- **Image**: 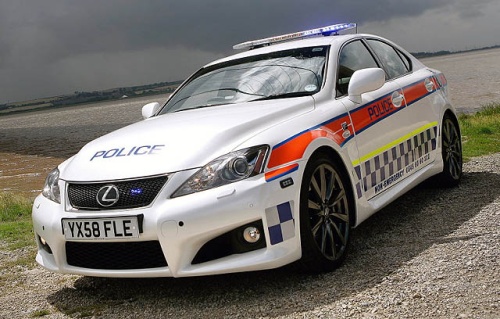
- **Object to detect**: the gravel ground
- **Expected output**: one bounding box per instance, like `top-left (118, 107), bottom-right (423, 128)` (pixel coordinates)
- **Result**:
top-left (0, 153), bottom-right (498, 318)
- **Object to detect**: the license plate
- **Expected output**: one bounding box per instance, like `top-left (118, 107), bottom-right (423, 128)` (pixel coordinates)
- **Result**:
top-left (62, 216), bottom-right (140, 240)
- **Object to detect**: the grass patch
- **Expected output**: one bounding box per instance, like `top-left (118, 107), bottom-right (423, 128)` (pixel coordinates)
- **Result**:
top-left (0, 192), bottom-right (32, 222)
top-left (0, 192), bottom-right (37, 287)
top-left (0, 192), bottom-right (34, 250)
top-left (459, 103), bottom-right (500, 160)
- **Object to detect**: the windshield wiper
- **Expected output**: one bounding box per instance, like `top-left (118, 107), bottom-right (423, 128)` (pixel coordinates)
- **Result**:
top-left (250, 91), bottom-right (314, 102)
top-left (174, 103), bottom-right (235, 113)
top-left (174, 105), bottom-right (215, 113)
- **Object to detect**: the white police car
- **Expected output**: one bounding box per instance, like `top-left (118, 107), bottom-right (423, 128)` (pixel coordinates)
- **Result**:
top-left (33, 23), bottom-right (462, 277)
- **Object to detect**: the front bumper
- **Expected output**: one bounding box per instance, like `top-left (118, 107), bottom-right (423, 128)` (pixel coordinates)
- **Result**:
top-left (32, 169), bottom-right (302, 277)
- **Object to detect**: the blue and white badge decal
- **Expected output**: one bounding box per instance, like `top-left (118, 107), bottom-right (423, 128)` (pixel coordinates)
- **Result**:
top-left (265, 201), bottom-right (295, 245)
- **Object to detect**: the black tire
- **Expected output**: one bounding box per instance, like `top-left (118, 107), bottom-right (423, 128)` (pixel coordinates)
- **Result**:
top-left (298, 153), bottom-right (352, 272)
top-left (439, 113), bottom-right (463, 187)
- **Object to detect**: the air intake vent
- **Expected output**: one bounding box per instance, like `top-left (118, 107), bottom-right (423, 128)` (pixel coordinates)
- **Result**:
top-left (66, 241), bottom-right (167, 270)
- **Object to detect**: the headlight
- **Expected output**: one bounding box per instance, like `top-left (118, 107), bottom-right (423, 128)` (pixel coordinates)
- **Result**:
top-left (172, 145), bottom-right (269, 197)
top-left (42, 168), bottom-right (61, 204)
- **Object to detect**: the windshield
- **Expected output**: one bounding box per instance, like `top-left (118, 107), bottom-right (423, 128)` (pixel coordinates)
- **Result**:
top-left (160, 46), bottom-right (329, 114)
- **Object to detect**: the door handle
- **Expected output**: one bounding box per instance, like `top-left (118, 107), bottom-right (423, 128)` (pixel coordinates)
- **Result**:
top-left (391, 91), bottom-right (404, 108)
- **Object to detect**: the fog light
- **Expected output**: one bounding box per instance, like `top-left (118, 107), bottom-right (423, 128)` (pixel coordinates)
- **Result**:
top-left (243, 227), bottom-right (261, 243)
top-left (38, 235), bottom-right (52, 254)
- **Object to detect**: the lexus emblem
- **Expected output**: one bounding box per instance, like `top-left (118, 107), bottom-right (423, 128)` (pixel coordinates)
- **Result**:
top-left (96, 185), bottom-right (120, 207)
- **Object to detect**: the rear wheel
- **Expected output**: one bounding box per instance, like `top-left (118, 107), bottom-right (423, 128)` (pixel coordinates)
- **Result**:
top-left (439, 114), bottom-right (462, 186)
top-left (298, 154), bottom-right (352, 272)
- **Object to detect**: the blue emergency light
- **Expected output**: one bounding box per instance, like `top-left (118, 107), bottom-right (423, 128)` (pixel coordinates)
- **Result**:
top-left (233, 23), bottom-right (357, 50)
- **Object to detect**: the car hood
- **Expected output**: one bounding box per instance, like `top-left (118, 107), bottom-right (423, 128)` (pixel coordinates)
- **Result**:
top-left (61, 97), bottom-right (314, 181)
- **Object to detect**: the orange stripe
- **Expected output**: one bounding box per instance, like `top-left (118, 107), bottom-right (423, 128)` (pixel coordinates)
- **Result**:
top-left (265, 163), bottom-right (299, 181)
top-left (268, 117), bottom-right (349, 169)
top-left (403, 81), bottom-right (429, 105)
top-left (268, 130), bottom-right (322, 168)
top-left (267, 76), bottom-right (438, 170)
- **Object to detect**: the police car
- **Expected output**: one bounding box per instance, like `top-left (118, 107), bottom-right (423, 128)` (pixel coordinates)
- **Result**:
top-left (33, 23), bottom-right (462, 277)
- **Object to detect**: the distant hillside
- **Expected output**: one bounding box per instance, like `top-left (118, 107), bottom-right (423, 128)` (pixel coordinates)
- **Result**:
top-left (412, 44), bottom-right (500, 58)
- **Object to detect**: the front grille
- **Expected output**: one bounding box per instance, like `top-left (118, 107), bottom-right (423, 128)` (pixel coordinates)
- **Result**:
top-left (68, 175), bottom-right (168, 210)
top-left (66, 241), bottom-right (167, 270)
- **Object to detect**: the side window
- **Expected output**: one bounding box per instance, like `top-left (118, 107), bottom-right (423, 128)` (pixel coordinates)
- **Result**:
top-left (396, 49), bottom-right (412, 71)
top-left (337, 40), bottom-right (379, 97)
top-left (367, 39), bottom-right (410, 79)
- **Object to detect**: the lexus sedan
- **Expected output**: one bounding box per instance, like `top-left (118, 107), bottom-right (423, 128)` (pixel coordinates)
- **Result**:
top-left (33, 23), bottom-right (462, 277)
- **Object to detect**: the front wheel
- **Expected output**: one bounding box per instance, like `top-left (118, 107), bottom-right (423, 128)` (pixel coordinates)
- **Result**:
top-left (298, 154), bottom-right (352, 272)
top-left (439, 114), bottom-right (463, 186)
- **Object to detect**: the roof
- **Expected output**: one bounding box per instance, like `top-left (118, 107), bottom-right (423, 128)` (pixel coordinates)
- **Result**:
top-left (205, 34), bottom-right (358, 68)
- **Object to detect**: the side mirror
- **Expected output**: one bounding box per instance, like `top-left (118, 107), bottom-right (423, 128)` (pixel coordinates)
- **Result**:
top-left (348, 68), bottom-right (385, 104)
top-left (141, 102), bottom-right (161, 119)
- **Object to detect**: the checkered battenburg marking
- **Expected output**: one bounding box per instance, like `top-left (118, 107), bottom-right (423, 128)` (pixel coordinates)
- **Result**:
top-left (354, 126), bottom-right (437, 198)
top-left (266, 202), bottom-right (295, 245)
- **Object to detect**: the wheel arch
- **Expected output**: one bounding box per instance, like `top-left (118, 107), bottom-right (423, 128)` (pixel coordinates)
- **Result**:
top-left (305, 145), bottom-right (358, 227)
top-left (443, 108), bottom-right (461, 131)
top-left (436, 107), bottom-right (461, 151)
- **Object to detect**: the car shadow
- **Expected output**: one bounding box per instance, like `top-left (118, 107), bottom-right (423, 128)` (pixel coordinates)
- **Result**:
top-left (47, 170), bottom-right (500, 318)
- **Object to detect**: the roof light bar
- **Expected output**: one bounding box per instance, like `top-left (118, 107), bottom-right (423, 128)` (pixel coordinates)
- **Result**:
top-left (233, 23), bottom-right (357, 50)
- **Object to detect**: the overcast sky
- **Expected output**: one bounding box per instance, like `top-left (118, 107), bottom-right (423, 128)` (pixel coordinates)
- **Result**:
top-left (1, 0), bottom-right (499, 103)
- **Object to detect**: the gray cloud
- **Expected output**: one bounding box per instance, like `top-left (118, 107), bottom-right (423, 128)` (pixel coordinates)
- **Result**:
top-left (0, 0), bottom-right (498, 103)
